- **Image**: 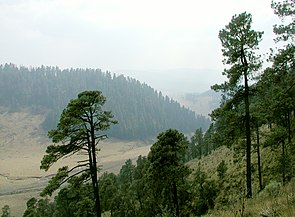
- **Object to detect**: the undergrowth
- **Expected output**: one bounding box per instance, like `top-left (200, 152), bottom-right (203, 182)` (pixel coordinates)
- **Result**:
top-left (187, 146), bottom-right (295, 217)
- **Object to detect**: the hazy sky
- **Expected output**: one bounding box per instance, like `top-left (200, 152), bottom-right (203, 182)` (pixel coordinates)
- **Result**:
top-left (0, 0), bottom-right (280, 93)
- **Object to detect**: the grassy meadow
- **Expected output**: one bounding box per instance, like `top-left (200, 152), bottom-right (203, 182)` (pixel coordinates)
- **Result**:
top-left (0, 109), bottom-right (151, 216)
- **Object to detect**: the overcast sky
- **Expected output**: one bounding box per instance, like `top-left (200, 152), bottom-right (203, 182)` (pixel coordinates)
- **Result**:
top-left (0, 0), bottom-right (280, 93)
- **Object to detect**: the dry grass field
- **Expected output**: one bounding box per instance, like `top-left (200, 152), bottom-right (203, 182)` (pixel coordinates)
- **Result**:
top-left (0, 108), bottom-right (151, 216)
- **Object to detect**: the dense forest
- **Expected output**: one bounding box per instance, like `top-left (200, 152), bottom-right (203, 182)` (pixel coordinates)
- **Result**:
top-left (0, 0), bottom-right (294, 217)
top-left (0, 64), bottom-right (210, 140)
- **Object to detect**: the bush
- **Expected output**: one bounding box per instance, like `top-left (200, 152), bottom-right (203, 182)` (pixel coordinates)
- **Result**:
top-left (260, 180), bottom-right (282, 198)
top-left (1, 205), bottom-right (10, 217)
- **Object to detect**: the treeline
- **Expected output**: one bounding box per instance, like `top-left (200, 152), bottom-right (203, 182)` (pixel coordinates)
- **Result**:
top-left (0, 64), bottom-right (210, 140)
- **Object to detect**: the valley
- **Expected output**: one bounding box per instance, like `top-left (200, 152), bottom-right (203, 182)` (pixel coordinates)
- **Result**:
top-left (0, 108), bottom-right (151, 216)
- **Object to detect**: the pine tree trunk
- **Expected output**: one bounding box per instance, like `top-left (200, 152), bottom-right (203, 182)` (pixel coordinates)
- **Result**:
top-left (242, 56), bottom-right (252, 198)
top-left (87, 141), bottom-right (101, 217)
top-left (242, 49), bottom-right (252, 198)
top-left (91, 133), bottom-right (101, 217)
top-left (91, 152), bottom-right (101, 217)
top-left (282, 140), bottom-right (286, 185)
top-left (287, 111), bottom-right (291, 144)
top-left (256, 125), bottom-right (263, 192)
top-left (90, 112), bottom-right (101, 217)
top-left (245, 85), bottom-right (252, 198)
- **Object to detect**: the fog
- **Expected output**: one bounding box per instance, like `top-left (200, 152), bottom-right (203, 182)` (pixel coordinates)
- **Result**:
top-left (0, 0), bottom-right (278, 94)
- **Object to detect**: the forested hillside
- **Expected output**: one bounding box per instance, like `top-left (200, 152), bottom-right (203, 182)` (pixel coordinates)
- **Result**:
top-left (0, 64), bottom-right (210, 140)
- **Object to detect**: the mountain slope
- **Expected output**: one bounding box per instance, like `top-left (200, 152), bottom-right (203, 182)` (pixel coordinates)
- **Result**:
top-left (0, 63), bottom-right (210, 140)
top-left (186, 145), bottom-right (295, 216)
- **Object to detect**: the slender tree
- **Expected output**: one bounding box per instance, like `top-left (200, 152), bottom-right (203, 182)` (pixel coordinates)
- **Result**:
top-left (213, 12), bottom-right (263, 197)
top-left (40, 90), bottom-right (117, 217)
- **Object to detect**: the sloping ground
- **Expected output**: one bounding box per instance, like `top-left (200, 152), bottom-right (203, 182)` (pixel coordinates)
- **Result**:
top-left (0, 108), bottom-right (151, 216)
top-left (186, 145), bottom-right (295, 216)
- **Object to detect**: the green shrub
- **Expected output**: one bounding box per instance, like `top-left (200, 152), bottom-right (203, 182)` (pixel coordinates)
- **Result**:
top-left (260, 180), bottom-right (282, 198)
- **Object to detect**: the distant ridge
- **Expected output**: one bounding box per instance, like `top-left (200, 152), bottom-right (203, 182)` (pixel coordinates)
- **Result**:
top-left (173, 90), bottom-right (221, 117)
top-left (0, 63), bottom-right (210, 140)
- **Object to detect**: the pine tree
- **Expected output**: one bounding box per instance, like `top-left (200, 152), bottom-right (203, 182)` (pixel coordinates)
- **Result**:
top-left (213, 12), bottom-right (263, 197)
top-left (40, 90), bottom-right (117, 217)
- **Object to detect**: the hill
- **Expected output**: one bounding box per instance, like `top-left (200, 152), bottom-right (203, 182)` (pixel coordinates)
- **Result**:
top-left (0, 63), bottom-right (210, 140)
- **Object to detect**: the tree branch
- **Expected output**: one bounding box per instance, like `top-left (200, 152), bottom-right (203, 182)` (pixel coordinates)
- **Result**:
top-left (68, 163), bottom-right (89, 174)
top-left (61, 169), bottom-right (90, 186)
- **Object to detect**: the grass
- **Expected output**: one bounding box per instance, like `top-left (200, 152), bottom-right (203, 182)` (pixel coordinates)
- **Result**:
top-left (203, 179), bottom-right (295, 217)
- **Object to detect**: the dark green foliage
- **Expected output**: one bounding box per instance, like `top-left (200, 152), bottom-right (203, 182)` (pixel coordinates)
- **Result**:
top-left (217, 160), bottom-right (228, 181)
top-left (205, 2), bottom-right (294, 208)
top-left (213, 12), bottom-right (263, 198)
top-left (40, 90), bottom-right (117, 217)
top-left (271, 0), bottom-right (295, 42)
top-left (148, 129), bottom-right (191, 217)
top-left (53, 179), bottom-right (96, 217)
top-left (202, 123), bottom-right (220, 155)
top-left (0, 64), bottom-right (210, 140)
top-left (185, 125), bottom-right (225, 162)
top-left (98, 131), bottom-right (193, 217)
top-left (253, 0), bottom-right (295, 185)
top-left (148, 129), bottom-right (188, 178)
top-left (23, 198), bottom-right (54, 217)
top-left (99, 156), bottom-right (151, 217)
top-left (99, 172), bottom-right (119, 214)
top-left (186, 128), bottom-right (203, 161)
top-left (189, 166), bottom-right (219, 216)
top-left (23, 179), bottom-right (96, 217)
top-left (40, 166), bottom-right (69, 197)
top-left (118, 159), bottom-right (135, 187)
top-left (1, 205), bottom-right (10, 217)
